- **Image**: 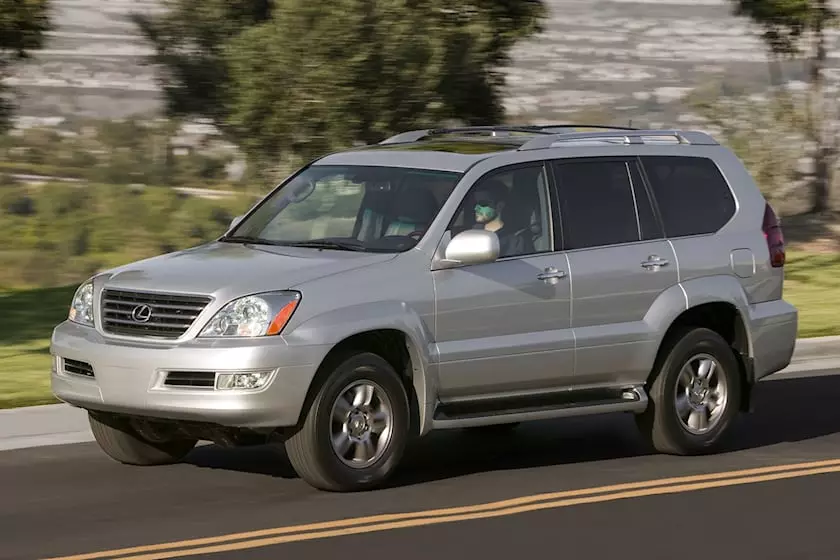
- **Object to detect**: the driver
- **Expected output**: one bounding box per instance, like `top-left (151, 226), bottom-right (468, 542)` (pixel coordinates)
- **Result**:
top-left (472, 179), bottom-right (525, 258)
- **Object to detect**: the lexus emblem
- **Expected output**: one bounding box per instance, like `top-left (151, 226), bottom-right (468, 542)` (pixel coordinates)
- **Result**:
top-left (131, 304), bottom-right (153, 323)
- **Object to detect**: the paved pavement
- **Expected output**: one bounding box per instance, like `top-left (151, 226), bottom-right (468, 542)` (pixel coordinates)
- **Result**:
top-left (0, 404), bottom-right (91, 452)
top-left (3, 367), bottom-right (840, 560)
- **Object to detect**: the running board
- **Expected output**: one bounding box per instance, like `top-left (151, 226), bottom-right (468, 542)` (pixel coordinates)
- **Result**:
top-left (431, 386), bottom-right (648, 430)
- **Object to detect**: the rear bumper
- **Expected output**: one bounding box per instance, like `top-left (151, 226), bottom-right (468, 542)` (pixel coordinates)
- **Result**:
top-left (749, 299), bottom-right (798, 381)
top-left (49, 321), bottom-right (332, 429)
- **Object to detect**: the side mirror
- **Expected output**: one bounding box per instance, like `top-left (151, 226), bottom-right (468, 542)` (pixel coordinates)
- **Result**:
top-left (442, 229), bottom-right (500, 266)
top-left (229, 215), bottom-right (244, 230)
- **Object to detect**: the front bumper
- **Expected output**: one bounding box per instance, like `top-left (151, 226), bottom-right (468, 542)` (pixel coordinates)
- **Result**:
top-left (49, 320), bottom-right (331, 429)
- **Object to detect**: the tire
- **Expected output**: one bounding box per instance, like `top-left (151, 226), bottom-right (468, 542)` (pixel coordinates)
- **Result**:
top-left (284, 352), bottom-right (410, 492)
top-left (636, 327), bottom-right (742, 455)
top-left (88, 411), bottom-right (197, 466)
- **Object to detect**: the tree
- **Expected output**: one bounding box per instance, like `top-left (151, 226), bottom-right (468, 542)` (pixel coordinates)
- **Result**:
top-left (131, 0), bottom-right (273, 124)
top-left (0, 0), bottom-right (52, 132)
top-left (730, 0), bottom-right (838, 213)
top-left (133, 0), bottom-right (546, 172)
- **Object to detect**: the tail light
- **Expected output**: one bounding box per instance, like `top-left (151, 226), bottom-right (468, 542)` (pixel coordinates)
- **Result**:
top-left (762, 202), bottom-right (785, 268)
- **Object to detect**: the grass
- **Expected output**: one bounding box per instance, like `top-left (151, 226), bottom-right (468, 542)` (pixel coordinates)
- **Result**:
top-left (0, 286), bottom-right (76, 409)
top-left (1, 250), bottom-right (838, 409)
top-left (781, 250), bottom-right (840, 339)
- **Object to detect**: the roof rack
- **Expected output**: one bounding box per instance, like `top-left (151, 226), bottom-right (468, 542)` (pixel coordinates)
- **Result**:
top-left (517, 129), bottom-right (718, 151)
top-left (379, 125), bottom-right (557, 145)
top-left (377, 125), bottom-right (717, 150)
top-left (524, 124), bottom-right (639, 132)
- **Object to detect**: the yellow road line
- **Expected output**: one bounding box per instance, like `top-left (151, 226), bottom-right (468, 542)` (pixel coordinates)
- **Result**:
top-left (46, 458), bottom-right (840, 560)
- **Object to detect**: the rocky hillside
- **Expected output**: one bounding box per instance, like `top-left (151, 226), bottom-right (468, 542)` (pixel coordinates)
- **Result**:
top-left (5, 0), bottom-right (840, 125)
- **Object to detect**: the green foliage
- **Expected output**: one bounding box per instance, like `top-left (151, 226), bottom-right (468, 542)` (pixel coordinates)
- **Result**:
top-left (732, 0), bottom-right (835, 55)
top-left (0, 0), bottom-right (52, 131)
top-left (686, 81), bottom-right (814, 214)
top-left (2, 118), bottom-right (238, 188)
top-left (0, 182), bottom-right (255, 290)
top-left (133, 0), bottom-right (547, 167)
top-left (731, 0), bottom-right (839, 213)
top-left (130, 0), bottom-right (274, 122)
top-left (0, 0), bottom-right (51, 59)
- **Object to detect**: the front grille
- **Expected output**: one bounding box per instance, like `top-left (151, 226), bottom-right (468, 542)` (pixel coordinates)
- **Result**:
top-left (101, 288), bottom-right (211, 339)
top-left (64, 358), bottom-right (94, 378)
top-left (164, 371), bottom-right (216, 388)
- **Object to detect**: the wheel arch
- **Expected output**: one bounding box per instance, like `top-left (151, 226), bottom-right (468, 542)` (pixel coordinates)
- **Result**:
top-left (284, 301), bottom-right (438, 437)
top-left (651, 299), bottom-right (752, 412)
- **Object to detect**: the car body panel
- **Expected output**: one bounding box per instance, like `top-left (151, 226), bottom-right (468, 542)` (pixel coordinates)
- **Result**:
top-left (568, 238), bottom-right (680, 387)
top-left (50, 320), bottom-right (329, 428)
top-left (432, 251), bottom-right (574, 400)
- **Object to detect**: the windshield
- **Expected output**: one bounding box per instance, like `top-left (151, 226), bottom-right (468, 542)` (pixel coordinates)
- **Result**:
top-left (224, 165), bottom-right (463, 252)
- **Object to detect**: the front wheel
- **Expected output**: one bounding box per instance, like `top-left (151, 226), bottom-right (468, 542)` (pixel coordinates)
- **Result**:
top-left (88, 412), bottom-right (197, 466)
top-left (636, 327), bottom-right (742, 455)
top-left (284, 352), bottom-right (410, 492)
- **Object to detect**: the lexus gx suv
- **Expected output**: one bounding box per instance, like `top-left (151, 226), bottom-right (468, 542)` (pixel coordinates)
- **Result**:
top-left (50, 125), bottom-right (798, 492)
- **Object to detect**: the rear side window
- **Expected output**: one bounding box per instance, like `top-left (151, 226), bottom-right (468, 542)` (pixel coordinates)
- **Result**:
top-left (641, 156), bottom-right (736, 238)
top-left (552, 159), bottom-right (658, 250)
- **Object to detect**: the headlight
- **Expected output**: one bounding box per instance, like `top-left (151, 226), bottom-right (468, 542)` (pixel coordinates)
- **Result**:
top-left (68, 281), bottom-right (95, 327)
top-left (198, 291), bottom-right (301, 338)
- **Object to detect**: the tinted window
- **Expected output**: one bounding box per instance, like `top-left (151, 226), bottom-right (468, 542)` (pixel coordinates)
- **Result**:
top-left (641, 156), bottom-right (736, 238)
top-left (449, 164), bottom-right (552, 258)
top-left (629, 161), bottom-right (664, 242)
top-left (552, 160), bottom-right (644, 250)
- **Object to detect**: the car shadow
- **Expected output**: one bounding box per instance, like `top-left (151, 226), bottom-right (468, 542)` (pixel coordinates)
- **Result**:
top-left (183, 373), bottom-right (840, 487)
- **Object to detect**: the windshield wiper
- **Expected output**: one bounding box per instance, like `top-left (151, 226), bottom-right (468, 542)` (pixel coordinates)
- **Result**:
top-left (219, 235), bottom-right (282, 245)
top-left (283, 239), bottom-right (366, 251)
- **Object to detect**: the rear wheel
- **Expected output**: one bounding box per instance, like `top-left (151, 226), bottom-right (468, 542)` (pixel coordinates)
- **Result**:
top-left (636, 327), bottom-right (742, 455)
top-left (284, 352), bottom-right (410, 492)
top-left (88, 412), bottom-right (197, 466)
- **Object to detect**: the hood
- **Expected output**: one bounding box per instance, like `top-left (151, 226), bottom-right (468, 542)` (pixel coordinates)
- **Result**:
top-left (100, 241), bottom-right (397, 302)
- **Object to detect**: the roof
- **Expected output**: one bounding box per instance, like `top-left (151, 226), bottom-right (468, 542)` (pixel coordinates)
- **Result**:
top-left (312, 125), bottom-right (720, 173)
top-left (313, 146), bottom-right (495, 173)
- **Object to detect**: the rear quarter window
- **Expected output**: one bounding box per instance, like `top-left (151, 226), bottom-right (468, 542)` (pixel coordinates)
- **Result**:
top-left (640, 156), bottom-right (736, 238)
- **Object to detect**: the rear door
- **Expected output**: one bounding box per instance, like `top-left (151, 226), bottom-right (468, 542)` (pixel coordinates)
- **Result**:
top-left (549, 156), bottom-right (679, 388)
top-left (638, 155), bottom-right (742, 291)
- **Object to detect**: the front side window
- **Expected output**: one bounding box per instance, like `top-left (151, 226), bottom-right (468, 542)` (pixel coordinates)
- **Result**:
top-left (226, 165), bottom-right (462, 252)
top-left (449, 163), bottom-right (553, 258)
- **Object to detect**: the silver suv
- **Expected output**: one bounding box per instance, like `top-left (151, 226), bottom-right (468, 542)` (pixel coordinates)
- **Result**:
top-left (50, 125), bottom-right (798, 492)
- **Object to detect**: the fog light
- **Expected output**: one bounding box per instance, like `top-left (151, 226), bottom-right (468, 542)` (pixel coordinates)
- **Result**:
top-left (216, 370), bottom-right (274, 390)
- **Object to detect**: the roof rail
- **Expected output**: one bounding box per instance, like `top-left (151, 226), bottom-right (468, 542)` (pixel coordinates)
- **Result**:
top-left (379, 125), bottom-right (558, 145)
top-left (517, 129), bottom-right (718, 151)
top-left (379, 129), bottom-right (433, 144)
top-left (525, 123), bottom-right (639, 132)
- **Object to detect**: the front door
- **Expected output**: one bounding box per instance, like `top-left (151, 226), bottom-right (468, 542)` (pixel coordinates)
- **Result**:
top-left (432, 162), bottom-right (575, 401)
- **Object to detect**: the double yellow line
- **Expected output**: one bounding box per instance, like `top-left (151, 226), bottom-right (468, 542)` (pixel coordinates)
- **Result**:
top-left (47, 458), bottom-right (840, 560)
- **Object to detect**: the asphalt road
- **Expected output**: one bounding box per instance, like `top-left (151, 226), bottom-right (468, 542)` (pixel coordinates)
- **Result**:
top-left (4, 369), bottom-right (840, 560)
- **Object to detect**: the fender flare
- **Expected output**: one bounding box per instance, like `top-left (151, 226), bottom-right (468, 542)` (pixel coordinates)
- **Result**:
top-left (283, 301), bottom-right (439, 435)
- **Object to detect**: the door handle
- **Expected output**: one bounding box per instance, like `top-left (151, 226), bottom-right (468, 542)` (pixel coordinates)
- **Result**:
top-left (641, 255), bottom-right (669, 270)
top-left (537, 266), bottom-right (567, 283)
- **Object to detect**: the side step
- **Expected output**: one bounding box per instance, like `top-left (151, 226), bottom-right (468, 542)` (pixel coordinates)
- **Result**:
top-left (431, 386), bottom-right (648, 430)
